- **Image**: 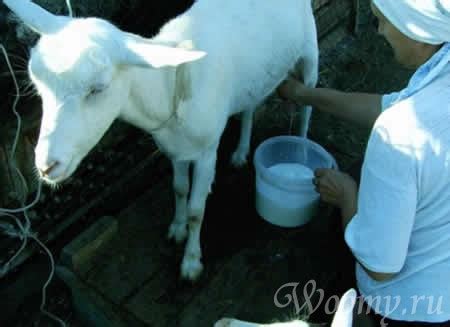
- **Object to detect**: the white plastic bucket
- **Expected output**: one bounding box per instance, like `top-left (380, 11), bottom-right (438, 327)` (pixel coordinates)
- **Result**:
top-left (253, 136), bottom-right (337, 228)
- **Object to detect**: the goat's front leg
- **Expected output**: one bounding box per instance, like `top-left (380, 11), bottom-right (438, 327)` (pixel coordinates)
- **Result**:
top-left (181, 148), bottom-right (217, 280)
top-left (168, 160), bottom-right (190, 243)
top-left (231, 109), bottom-right (253, 167)
top-left (215, 319), bottom-right (310, 327)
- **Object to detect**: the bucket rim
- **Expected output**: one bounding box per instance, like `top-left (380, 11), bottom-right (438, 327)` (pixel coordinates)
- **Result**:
top-left (253, 135), bottom-right (338, 189)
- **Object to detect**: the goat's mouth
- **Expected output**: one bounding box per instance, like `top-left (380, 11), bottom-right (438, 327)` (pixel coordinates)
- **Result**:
top-left (37, 157), bottom-right (78, 186)
top-left (40, 173), bottom-right (68, 186)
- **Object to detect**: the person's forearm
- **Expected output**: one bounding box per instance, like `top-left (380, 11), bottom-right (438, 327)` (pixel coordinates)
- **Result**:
top-left (296, 87), bottom-right (382, 128)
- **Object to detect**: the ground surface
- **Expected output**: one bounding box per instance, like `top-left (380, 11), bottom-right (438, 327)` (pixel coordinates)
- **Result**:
top-left (5, 24), bottom-right (413, 327)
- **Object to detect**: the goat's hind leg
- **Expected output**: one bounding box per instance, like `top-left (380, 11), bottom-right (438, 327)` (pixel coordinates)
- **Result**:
top-left (231, 109), bottom-right (253, 167)
top-left (168, 160), bottom-right (190, 243)
top-left (181, 148), bottom-right (217, 280)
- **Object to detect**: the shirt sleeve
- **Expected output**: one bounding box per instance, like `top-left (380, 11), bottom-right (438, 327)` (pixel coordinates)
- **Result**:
top-left (344, 121), bottom-right (418, 274)
top-left (381, 91), bottom-right (401, 112)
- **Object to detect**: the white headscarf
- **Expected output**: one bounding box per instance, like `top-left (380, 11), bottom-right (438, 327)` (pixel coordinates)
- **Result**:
top-left (373, 0), bottom-right (450, 106)
top-left (372, 0), bottom-right (450, 45)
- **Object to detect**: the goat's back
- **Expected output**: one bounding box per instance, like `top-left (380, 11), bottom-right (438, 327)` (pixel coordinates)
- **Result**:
top-left (154, 0), bottom-right (317, 114)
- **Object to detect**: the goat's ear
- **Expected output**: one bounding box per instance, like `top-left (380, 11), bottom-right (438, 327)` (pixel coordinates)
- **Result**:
top-left (3, 0), bottom-right (70, 35)
top-left (119, 34), bottom-right (207, 68)
top-left (331, 288), bottom-right (357, 327)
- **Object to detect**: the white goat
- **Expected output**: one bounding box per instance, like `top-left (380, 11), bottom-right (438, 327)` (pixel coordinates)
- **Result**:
top-left (215, 289), bottom-right (357, 327)
top-left (4, 0), bottom-right (319, 280)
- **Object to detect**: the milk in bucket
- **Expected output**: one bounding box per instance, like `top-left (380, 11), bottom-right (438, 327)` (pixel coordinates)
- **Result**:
top-left (254, 136), bottom-right (337, 228)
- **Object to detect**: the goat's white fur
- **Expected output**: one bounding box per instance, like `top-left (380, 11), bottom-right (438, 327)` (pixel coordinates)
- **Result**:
top-left (215, 289), bottom-right (357, 327)
top-left (4, 0), bottom-right (319, 280)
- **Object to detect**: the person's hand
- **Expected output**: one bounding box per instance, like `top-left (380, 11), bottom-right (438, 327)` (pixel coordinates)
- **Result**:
top-left (313, 168), bottom-right (358, 209)
top-left (277, 77), bottom-right (308, 104)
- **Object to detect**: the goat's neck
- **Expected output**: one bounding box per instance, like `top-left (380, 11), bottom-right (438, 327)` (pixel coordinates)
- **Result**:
top-left (120, 66), bottom-right (176, 134)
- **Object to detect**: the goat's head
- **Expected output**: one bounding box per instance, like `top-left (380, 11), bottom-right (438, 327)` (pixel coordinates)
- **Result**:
top-left (3, 0), bottom-right (206, 185)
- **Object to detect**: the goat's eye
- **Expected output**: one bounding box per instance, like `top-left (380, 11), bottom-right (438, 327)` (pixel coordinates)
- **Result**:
top-left (86, 84), bottom-right (106, 98)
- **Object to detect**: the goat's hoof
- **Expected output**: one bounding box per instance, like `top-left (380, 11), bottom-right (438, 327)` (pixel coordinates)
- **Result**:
top-left (231, 151), bottom-right (248, 167)
top-left (168, 222), bottom-right (187, 244)
top-left (181, 256), bottom-right (203, 281)
top-left (214, 318), bottom-right (235, 327)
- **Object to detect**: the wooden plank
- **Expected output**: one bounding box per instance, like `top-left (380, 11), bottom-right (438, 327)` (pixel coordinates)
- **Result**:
top-left (60, 216), bottom-right (118, 276)
top-left (316, 0), bottom-right (353, 40)
top-left (319, 25), bottom-right (350, 51)
top-left (176, 252), bottom-right (255, 327)
top-left (125, 263), bottom-right (201, 327)
top-left (175, 208), bottom-right (342, 327)
top-left (84, 176), bottom-right (175, 305)
top-left (313, 0), bottom-right (331, 11)
top-left (56, 266), bottom-right (147, 327)
top-left (173, 238), bottom-right (311, 327)
top-left (125, 255), bottom-right (227, 327)
top-left (0, 149), bottom-right (165, 276)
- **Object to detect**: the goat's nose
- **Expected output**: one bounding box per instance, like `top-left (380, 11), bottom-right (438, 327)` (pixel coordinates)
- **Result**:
top-left (38, 161), bottom-right (60, 178)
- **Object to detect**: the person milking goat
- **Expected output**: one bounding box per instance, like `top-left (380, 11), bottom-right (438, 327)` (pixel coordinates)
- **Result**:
top-left (277, 0), bottom-right (450, 325)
